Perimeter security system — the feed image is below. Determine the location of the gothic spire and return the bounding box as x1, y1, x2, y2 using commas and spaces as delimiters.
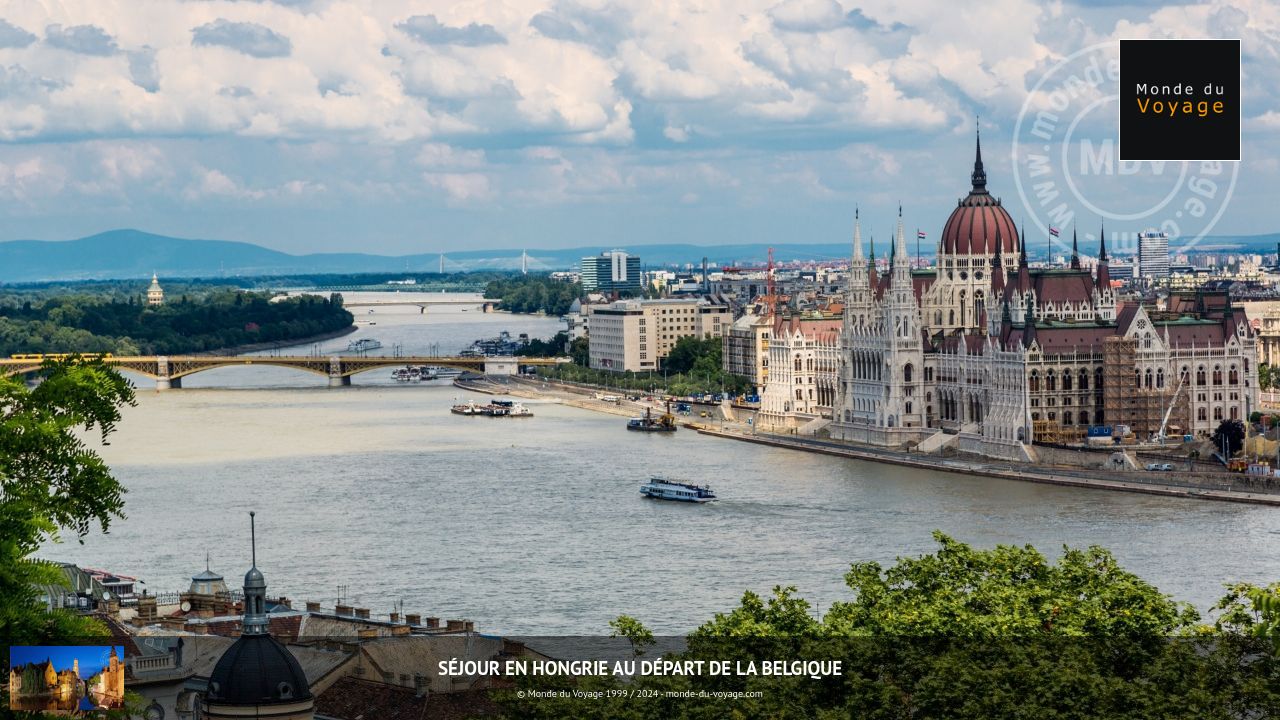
1070, 225, 1081, 269
971, 117, 987, 193
991, 233, 1005, 292
852, 207, 863, 262
1096, 220, 1111, 289
1023, 317, 1037, 348
893, 203, 907, 265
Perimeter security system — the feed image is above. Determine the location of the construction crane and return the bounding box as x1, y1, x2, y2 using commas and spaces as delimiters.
1154, 372, 1187, 443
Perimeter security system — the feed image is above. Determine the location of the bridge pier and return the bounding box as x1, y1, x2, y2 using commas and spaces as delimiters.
483, 358, 518, 376
327, 356, 350, 387
155, 376, 182, 390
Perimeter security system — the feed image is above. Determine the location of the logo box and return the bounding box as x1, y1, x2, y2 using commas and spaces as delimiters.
1119, 39, 1240, 161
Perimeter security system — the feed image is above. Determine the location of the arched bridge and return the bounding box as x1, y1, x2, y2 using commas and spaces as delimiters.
0, 355, 562, 389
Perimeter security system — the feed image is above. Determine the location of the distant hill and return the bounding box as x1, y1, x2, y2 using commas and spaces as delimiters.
2, 228, 1278, 283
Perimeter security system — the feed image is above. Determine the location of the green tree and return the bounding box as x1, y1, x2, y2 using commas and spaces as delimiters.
609, 615, 655, 657
569, 336, 589, 367
0, 358, 135, 645
1212, 418, 1246, 457
498, 534, 1280, 720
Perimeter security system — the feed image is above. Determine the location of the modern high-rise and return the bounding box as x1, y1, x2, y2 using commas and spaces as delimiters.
588, 298, 731, 372
1138, 231, 1170, 278
581, 250, 642, 296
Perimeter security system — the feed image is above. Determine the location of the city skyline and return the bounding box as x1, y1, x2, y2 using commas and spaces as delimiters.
0, 1, 1275, 254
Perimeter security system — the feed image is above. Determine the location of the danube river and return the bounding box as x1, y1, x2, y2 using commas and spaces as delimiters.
53, 295, 1280, 634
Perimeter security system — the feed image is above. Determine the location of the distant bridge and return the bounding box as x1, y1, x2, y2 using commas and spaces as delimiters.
340, 297, 499, 313
0, 355, 562, 389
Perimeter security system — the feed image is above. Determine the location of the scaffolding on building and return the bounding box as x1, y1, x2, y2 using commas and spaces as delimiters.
1102, 336, 1190, 440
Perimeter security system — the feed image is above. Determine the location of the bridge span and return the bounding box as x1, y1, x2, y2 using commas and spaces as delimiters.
0, 355, 562, 389
307, 295, 499, 313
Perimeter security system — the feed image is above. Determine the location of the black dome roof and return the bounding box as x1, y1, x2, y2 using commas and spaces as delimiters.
207, 634, 312, 705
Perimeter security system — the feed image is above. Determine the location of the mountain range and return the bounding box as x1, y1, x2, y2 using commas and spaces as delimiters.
2, 228, 1278, 283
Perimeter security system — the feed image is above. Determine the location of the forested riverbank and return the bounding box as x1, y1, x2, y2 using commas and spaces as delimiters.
0, 286, 353, 356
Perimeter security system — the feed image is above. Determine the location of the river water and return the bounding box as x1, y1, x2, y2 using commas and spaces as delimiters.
49, 294, 1280, 634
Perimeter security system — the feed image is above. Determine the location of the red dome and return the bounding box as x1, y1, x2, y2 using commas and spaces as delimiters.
940, 128, 1019, 257
941, 194, 1019, 256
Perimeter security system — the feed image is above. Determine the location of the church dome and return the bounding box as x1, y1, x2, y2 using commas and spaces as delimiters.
207, 634, 311, 705
940, 130, 1019, 257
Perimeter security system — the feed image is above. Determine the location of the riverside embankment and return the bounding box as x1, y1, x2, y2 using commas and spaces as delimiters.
490, 375, 1280, 507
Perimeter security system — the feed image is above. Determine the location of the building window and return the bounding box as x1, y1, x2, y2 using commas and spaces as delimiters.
904, 364, 913, 383
1214, 407, 1223, 421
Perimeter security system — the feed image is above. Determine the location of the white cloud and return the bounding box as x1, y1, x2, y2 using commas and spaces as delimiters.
422, 171, 493, 204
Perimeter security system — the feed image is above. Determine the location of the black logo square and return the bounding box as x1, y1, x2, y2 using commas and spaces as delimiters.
1120, 39, 1240, 161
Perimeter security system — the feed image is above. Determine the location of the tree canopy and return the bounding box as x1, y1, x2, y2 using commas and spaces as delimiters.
0, 358, 136, 645
0, 289, 352, 356
485, 276, 582, 316
499, 533, 1279, 719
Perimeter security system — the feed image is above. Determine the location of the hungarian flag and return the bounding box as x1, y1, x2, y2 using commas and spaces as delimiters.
1049, 227, 1061, 237
917, 230, 927, 239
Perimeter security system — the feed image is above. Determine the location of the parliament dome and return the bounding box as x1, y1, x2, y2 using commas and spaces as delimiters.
940, 129, 1019, 257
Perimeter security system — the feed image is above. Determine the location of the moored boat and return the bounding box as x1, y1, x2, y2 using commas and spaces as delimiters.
627, 403, 677, 432
640, 477, 716, 503
451, 401, 482, 415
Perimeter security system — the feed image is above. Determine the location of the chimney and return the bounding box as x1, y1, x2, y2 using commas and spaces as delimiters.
464, 621, 475, 632
389, 612, 400, 624
425, 617, 440, 629
305, 601, 321, 613
355, 608, 371, 619
335, 604, 353, 617
446, 619, 465, 632
405, 613, 421, 626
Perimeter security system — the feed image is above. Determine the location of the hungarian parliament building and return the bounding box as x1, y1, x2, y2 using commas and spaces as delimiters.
757, 133, 1258, 460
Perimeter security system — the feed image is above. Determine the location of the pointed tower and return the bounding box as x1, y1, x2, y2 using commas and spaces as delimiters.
1070, 225, 1081, 270
1022, 314, 1038, 349
986, 234, 1006, 336
1095, 220, 1116, 321
880, 204, 925, 432
868, 234, 878, 289
205, 512, 315, 719
147, 273, 165, 306
848, 209, 871, 317
242, 511, 268, 636
971, 119, 987, 195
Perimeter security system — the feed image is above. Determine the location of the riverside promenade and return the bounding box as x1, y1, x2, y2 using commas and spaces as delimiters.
693, 425, 1280, 507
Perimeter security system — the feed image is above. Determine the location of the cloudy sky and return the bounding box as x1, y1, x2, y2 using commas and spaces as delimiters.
0, 0, 1276, 255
